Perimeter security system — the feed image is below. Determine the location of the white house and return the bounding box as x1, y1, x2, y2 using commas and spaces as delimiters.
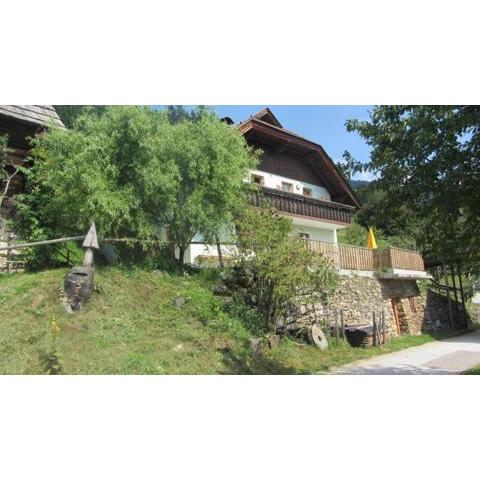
181, 108, 361, 265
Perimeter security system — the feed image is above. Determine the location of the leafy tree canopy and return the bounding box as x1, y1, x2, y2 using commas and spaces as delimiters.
14, 106, 258, 265
336, 150, 364, 181
54, 106, 107, 129
346, 106, 480, 268
166, 105, 204, 124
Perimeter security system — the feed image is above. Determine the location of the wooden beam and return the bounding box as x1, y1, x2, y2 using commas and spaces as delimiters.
0, 235, 84, 251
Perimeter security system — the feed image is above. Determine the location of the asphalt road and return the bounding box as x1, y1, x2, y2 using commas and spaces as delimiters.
333, 329, 480, 374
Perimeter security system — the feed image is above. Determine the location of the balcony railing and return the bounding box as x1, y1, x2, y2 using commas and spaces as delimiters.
304, 240, 425, 272
252, 186, 355, 224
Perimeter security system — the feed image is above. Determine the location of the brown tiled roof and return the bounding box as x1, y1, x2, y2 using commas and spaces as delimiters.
0, 105, 64, 128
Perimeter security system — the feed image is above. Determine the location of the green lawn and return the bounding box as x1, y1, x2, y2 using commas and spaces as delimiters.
0, 267, 451, 374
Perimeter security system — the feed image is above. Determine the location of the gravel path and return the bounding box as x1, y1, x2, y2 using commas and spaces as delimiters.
333, 329, 480, 374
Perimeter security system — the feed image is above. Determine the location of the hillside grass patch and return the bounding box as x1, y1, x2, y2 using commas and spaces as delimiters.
0, 267, 452, 374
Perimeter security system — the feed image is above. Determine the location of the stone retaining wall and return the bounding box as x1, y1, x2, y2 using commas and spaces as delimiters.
278, 274, 455, 336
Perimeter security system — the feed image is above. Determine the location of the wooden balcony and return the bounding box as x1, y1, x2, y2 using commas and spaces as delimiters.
252, 186, 355, 224
304, 240, 425, 273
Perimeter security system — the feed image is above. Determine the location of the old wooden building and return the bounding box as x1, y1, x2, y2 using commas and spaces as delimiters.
0, 105, 64, 220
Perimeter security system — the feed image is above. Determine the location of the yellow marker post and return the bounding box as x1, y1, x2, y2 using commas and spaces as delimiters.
367, 227, 377, 249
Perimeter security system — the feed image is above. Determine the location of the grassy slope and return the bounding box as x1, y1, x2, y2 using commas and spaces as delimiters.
0, 268, 444, 374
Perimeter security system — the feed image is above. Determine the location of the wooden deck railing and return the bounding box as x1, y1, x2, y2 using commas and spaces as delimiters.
252, 186, 355, 224
339, 244, 375, 271
306, 239, 341, 267
377, 246, 425, 272
304, 240, 425, 272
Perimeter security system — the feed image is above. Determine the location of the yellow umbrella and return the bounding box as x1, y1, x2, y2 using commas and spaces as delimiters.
367, 227, 377, 249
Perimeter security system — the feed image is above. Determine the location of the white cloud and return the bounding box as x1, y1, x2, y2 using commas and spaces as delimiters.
351, 170, 379, 182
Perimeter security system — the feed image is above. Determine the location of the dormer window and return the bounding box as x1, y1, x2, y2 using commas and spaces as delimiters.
251, 174, 264, 186
281, 181, 293, 193
303, 187, 312, 198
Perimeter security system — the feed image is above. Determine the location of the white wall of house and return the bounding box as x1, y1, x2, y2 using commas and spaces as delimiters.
249, 169, 331, 201
286, 214, 345, 244
180, 219, 342, 265
177, 243, 237, 266
292, 224, 336, 243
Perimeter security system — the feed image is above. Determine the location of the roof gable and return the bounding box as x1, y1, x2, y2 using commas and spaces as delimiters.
0, 105, 64, 128
238, 111, 362, 209
252, 108, 283, 128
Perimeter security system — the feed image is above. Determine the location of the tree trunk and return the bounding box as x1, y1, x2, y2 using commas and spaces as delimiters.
0, 168, 19, 210
178, 246, 186, 266
215, 233, 224, 269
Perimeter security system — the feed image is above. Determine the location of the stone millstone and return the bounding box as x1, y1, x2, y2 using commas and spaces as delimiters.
308, 325, 328, 350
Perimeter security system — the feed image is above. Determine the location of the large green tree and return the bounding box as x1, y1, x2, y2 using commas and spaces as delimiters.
137, 108, 259, 263
346, 106, 480, 268
54, 106, 107, 128
15, 106, 258, 266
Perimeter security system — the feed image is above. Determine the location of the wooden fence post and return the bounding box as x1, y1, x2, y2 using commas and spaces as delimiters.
382, 310, 386, 345
457, 261, 468, 328
6, 233, 13, 274
377, 312, 382, 348
443, 262, 455, 331
335, 309, 339, 345
373, 312, 377, 347
340, 310, 345, 340
325, 311, 330, 340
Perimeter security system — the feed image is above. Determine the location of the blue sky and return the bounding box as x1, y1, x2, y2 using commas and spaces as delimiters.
155, 106, 375, 181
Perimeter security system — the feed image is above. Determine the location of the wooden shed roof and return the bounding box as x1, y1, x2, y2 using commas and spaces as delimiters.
0, 105, 64, 128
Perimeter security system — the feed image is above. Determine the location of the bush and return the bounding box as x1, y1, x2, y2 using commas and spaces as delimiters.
232, 206, 338, 332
